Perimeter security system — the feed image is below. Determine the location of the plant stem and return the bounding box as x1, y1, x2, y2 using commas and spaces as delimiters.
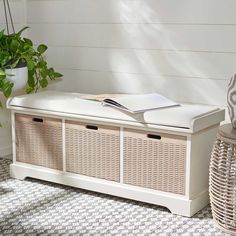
35, 68, 40, 93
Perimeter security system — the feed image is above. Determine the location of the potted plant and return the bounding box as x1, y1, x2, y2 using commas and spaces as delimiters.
0, 26, 63, 107
0, 0, 63, 157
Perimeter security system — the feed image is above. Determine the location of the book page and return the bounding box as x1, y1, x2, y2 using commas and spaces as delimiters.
79, 94, 126, 102
103, 93, 179, 113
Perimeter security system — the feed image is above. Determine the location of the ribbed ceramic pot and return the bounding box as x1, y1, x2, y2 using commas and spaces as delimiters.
227, 74, 236, 128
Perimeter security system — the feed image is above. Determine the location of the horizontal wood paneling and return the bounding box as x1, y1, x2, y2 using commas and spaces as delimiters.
45, 46, 235, 79
0, 0, 26, 24
25, 0, 234, 121
27, 0, 236, 24
48, 69, 228, 106
27, 23, 236, 53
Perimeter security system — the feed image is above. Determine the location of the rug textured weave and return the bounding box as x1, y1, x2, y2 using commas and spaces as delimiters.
0, 158, 229, 235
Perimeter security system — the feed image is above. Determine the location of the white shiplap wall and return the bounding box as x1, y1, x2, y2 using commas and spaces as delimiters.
26, 0, 235, 111
0, 0, 27, 157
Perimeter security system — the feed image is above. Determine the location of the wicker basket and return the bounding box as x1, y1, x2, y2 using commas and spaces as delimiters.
209, 124, 236, 234
15, 114, 63, 170
123, 128, 186, 195
65, 120, 120, 182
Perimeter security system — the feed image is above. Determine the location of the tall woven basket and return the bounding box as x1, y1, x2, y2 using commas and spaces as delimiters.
209, 124, 236, 234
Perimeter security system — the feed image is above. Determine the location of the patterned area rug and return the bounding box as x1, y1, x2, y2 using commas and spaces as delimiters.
0, 158, 229, 235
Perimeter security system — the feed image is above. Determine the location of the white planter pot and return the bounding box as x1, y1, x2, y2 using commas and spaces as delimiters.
6, 66, 28, 91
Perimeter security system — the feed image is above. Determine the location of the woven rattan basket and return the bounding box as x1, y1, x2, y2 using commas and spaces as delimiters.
15, 114, 63, 170
123, 128, 186, 195
209, 124, 236, 234
65, 120, 120, 182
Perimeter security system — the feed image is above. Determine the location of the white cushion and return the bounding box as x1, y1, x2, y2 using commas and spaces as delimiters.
8, 91, 221, 129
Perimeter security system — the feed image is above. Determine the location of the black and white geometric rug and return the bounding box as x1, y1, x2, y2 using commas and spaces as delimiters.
0, 158, 229, 235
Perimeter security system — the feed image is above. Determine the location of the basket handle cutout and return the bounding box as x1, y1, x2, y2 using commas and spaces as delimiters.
86, 125, 98, 130
32, 118, 43, 123
147, 134, 161, 140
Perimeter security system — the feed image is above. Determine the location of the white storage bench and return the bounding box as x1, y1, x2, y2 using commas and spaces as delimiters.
7, 91, 225, 217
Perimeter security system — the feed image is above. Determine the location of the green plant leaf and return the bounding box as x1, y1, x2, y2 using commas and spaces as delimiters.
37, 44, 48, 54
47, 68, 56, 78
23, 38, 33, 46
39, 78, 48, 88
10, 59, 20, 68
0, 30, 4, 40
26, 86, 34, 94
16, 26, 29, 36
38, 60, 47, 68
26, 59, 35, 71
0, 75, 6, 81
0, 69, 5, 76
0, 79, 3, 88
2, 82, 13, 98
53, 72, 63, 78
27, 73, 35, 88
10, 39, 20, 51
40, 67, 47, 79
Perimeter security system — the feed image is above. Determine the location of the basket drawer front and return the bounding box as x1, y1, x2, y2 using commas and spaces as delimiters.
15, 114, 63, 170
124, 128, 186, 195
65, 121, 120, 182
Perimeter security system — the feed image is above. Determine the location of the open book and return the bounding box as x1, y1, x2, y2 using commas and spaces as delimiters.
80, 93, 179, 113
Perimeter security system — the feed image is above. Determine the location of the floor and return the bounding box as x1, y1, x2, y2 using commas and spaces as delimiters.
0, 158, 229, 235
